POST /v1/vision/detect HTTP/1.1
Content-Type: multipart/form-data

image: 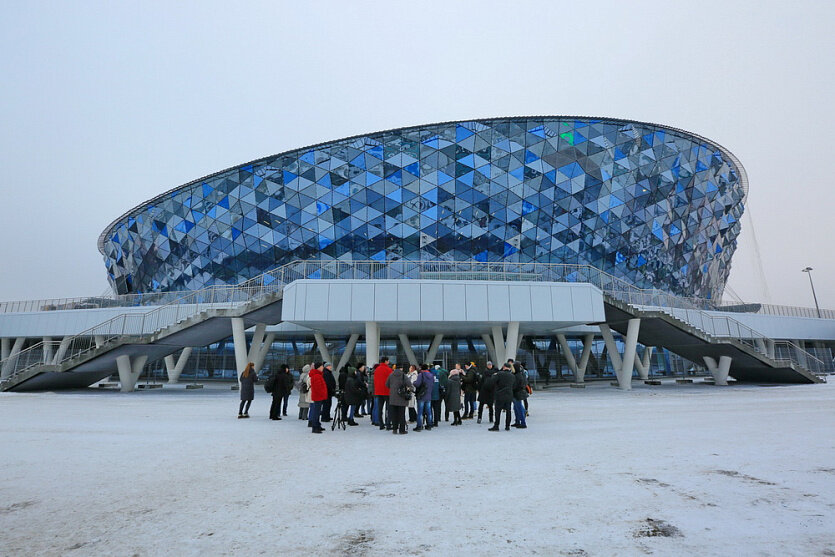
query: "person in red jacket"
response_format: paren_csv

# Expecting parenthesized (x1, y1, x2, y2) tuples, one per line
(307, 362, 328, 434)
(373, 356, 393, 431)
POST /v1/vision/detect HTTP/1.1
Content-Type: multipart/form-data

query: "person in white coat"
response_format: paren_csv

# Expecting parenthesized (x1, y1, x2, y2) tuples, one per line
(296, 364, 311, 420)
(406, 364, 419, 423)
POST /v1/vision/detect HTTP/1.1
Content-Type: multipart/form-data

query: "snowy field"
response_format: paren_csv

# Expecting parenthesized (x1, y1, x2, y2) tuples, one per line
(1, 380, 834, 556)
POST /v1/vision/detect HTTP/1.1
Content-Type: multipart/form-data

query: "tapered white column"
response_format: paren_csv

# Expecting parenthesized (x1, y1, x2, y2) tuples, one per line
(253, 333, 275, 373)
(43, 337, 53, 364)
(164, 347, 193, 383)
(116, 354, 148, 392)
(618, 319, 641, 389)
(230, 317, 249, 380)
(398, 334, 419, 367)
(426, 334, 444, 364)
(1, 338, 9, 361)
(481, 334, 498, 365)
(599, 324, 623, 382)
(556, 334, 579, 378)
(336, 334, 360, 372)
(314, 331, 332, 364)
(576, 333, 595, 383)
(365, 321, 380, 366)
(52, 337, 72, 365)
(505, 322, 520, 361)
(1, 337, 25, 379)
(94, 335, 106, 349)
(491, 326, 506, 364)
(703, 355, 732, 385)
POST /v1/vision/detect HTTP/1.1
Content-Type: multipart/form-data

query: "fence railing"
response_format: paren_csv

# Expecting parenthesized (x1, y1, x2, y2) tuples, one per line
(1, 259, 829, 387)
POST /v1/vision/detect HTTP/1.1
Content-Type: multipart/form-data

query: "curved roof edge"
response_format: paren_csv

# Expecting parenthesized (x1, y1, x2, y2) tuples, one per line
(98, 115, 748, 254)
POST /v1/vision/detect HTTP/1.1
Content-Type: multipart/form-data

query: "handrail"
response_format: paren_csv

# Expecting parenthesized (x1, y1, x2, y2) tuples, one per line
(2, 259, 829, 387)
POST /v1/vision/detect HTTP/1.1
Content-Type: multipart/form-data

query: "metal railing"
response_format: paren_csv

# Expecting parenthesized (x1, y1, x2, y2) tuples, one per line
(1, 259, 829, 388)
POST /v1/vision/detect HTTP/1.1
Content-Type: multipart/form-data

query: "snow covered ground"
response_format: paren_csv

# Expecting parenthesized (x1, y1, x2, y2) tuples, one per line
(1, 380, 833, 556)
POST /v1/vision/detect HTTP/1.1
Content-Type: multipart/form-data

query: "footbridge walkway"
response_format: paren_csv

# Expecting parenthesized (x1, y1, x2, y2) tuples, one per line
(0, 260, 829, 392)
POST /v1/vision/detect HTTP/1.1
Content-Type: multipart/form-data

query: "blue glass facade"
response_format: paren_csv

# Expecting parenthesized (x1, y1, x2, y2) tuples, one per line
(99, 117, 745, 299)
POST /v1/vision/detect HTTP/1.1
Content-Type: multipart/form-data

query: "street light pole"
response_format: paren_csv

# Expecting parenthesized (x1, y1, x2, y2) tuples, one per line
(802, 267, 822, 318)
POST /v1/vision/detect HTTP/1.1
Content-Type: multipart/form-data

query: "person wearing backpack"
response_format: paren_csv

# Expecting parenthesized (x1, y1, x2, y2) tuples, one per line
(385, 363, 412, 434)
(296, 364, 311, 421)
(413, 364, 434, 431)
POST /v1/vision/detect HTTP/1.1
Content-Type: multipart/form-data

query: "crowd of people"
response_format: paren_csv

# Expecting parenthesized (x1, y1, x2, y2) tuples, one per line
(238, 357, 532, 434)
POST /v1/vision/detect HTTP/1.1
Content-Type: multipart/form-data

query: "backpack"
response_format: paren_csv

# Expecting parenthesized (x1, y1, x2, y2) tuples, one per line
(264, 374, 276, 393)
(415, 380, 427, 400)
(398, 384, 412, 401)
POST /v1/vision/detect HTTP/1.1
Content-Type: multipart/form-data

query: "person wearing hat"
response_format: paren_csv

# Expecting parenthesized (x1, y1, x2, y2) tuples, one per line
(296, 363, 312, 421)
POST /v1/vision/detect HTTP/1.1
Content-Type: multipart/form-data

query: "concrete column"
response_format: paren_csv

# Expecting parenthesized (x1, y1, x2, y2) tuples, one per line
(116, 354, 148, 392)
(94, 335, 106, 349)
(703, 355, 732, 385)
(250, 323, 267, 361)
(794, 340, 808, 369)
(43, 337, 53, 364)
(253, 333, 275, 373)
(164, 347, 193, 383)
(481, 334, 498, 365)
(336, 333, 360, 372)
(313, 331, 332, 364)
(765, 339, 776, 359)
(576, 333, 595, 383)
(642, 346, 654, 376)
(491, 326, 506, 364)
(398, 334, 419, 367)
(1, 338, 9, 361)
(426, 334, 444, 364)
(618, 319, 641, 389)
(52, 337, 72, 365)
(1, 337, 25, 379)
(634, 346, 653, 380)
(230, 317, 249, 379)
(365, 321, 380, 366)
(598, 324, 623, 381)
(505, 321, 520, 361)
(556, 334, 579, 378)
(754, 338, 767, 355)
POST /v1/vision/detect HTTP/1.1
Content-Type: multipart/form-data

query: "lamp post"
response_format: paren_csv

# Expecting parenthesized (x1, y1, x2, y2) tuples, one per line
(801, 267, 822, 318)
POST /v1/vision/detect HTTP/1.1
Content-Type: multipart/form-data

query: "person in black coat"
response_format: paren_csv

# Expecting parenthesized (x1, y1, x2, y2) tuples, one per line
(344, 367, 364, 426)
(268, 364, 287, 420)
(321, 363, 337, 422)
(279, 365, 294, 416)
(489, 364, 514, 431)
(512, 365, 528, 429)
(461, 363, 479, 419)
(477, 362, 497, 424)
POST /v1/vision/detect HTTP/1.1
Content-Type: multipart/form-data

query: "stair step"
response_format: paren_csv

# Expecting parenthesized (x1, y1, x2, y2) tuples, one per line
(185, 384, 204, 389)
(675, 378, 694, 384)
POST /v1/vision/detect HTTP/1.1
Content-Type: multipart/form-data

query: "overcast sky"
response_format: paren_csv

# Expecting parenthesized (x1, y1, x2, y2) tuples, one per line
(1, 1, 833, 309)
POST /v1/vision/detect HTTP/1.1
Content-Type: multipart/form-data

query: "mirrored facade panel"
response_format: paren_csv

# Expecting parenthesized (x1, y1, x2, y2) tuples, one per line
(99, 117, 745, 299)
